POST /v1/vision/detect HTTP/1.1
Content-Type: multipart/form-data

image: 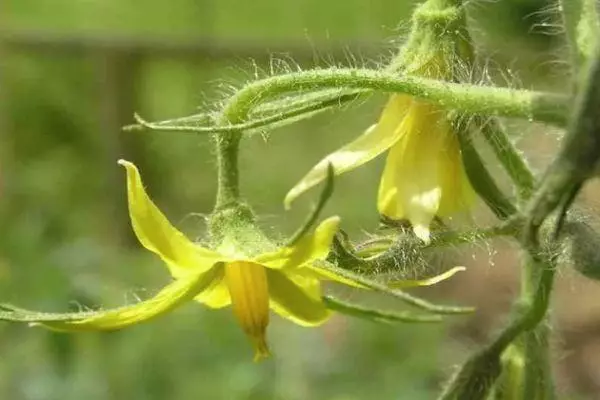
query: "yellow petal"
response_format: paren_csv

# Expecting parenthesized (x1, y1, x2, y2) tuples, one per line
(254, 216, 339, 270)
(38, 265, 223, 331)
(224, 261, 271, 361)
(118, 160, 222, 277)
(266, 269, 330, 326)
(376, 102, 457, 242)
(387, 266, 466, 289)
(437, 134, 475, 216)
(285, 95, 413, 208)
(194, 277, 231, 309)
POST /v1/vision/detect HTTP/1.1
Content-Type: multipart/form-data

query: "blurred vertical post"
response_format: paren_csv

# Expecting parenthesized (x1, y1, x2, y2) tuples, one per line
(0, 4, 12, 214)
(93, 48, 141, 246)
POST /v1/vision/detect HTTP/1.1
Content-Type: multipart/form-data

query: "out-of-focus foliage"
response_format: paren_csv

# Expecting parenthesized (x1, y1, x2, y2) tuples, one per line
(1, 1, 575, 399)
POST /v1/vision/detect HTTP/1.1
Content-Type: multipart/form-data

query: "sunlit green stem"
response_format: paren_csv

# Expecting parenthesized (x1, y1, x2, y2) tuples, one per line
(127, 90, 363, 135)
(213, 93, 252, 210)
(457, 124, 518, 219)
(214, 131, 242, 210)
(129, 69, 568, 137)
(503, 47, 600, 400)
(521, 320, 554, 399)
(225, 69, 569, 127)
(439, 254, 556, 400)
(560, 0, 600, 73)
(440, 42, 600, 400)
(524, 51, 600, 247)
(478, 118, 536, 200)
(517, 258, 556, 400)
(494, 344, 525, 400)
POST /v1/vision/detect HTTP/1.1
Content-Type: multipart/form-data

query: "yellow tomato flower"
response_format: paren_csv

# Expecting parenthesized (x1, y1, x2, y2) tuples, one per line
(285, 94, 474, 242)
(41, 160, 344, 361)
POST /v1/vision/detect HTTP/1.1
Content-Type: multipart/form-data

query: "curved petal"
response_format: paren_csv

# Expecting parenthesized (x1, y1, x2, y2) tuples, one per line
(377, 101, 474, 242)
(119, 160, 222, 277)
(36, 265, 223, 331)
(284, 95, 413, 208)
(377, 146, 401, 217)
(254, 216, 339, 270)
(194, 275, 231, 309)
(376, 102, 450, 242)
(388, 266, 466, 289)
(266, 269, 330, 326)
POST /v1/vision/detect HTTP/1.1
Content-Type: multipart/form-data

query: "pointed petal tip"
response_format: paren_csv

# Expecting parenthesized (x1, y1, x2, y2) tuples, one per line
(117, 159, 129, 167)
(319, 216, 341, 239)
(388, 266, 467, 289)
(283, 189, 299, 210)
(321, 215, 341, 228)
(252, 336, 271, 362)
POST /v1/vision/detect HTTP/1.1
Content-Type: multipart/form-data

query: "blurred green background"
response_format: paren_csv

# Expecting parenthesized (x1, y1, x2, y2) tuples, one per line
(2, 0, 597, 399)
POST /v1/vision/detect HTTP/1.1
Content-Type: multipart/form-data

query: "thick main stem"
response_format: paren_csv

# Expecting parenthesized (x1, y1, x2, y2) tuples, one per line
(439, 255, 555, 400)
(560, 0, 599, 74)
(518, 259, 555, 400)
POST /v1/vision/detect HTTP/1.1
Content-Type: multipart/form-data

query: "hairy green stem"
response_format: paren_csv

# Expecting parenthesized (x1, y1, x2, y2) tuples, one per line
(440, 41, 600, 400)
(496, 44, 600, 400)
(127, 91, 363, 135)
(521, 321, 555, 400)
(518, 258, 556, 400)
(225, 69, 569, 127)
(213, 91, 253, 210)
(469, 118, 550, 398)
(524, 46, 600, 241)
(214, 130, 242, 210)
(128, 70, 568, 139)
(457, 123, 518, 219)
(351, 222, 519, 259)
(560, 0, 600, 73)
(439, 254, 555, 400)
(494, 344, 525, 400)
(478, 118, 536, 201)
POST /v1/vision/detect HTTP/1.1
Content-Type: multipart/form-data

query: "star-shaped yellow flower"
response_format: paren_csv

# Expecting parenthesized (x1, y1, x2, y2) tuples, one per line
(40, 160, 344, 361)
(285, 93, 474, 242)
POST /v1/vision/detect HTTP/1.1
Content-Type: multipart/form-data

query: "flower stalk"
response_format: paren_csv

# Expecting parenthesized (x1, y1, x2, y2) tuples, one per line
(213, 103, 246, 211)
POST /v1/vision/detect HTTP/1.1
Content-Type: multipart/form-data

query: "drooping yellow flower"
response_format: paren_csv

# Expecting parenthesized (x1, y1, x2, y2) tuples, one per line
(285, 94, 474, 242)
(40, 160, 344, 361)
